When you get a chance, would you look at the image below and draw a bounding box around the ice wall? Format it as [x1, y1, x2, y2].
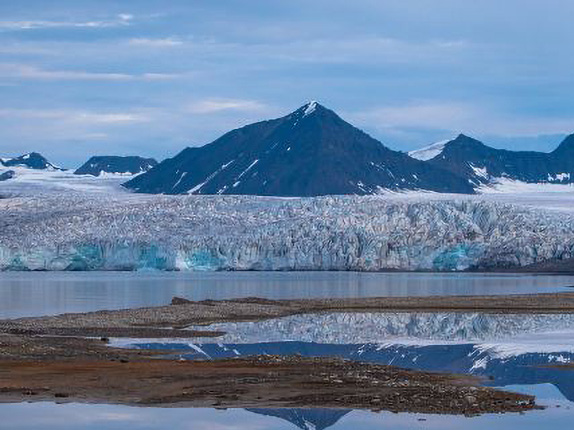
[0, 194, 573, 271]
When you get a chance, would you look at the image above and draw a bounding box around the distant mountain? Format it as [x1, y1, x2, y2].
[0, 170, 15, 182]
[74, 156, 157, 177]
[411, 134, 574, 187]
[124, 102, 475, 196]
[0, 152, 62, 170]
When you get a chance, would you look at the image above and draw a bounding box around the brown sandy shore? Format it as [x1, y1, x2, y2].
[3, 293, 572, 414]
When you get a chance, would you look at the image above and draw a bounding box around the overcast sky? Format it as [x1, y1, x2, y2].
[1, 0, 573, 167]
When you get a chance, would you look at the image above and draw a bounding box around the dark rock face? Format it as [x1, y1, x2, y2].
[552, 134, 574, 172]
[74, 156, 158, 177]
[426, 134, 574, 186]
[0, 170, 15, 181]
[0, 152, 61, 170]
[124, 102, 474, 196]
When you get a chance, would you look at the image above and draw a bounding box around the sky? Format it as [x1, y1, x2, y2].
[1, 0, 574, 168]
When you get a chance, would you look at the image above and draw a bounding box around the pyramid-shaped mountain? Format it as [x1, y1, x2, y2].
[124, 102, 474, 196]
[422, 134, 574, 186]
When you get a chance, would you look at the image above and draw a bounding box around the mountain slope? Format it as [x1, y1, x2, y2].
[417, 134, 574, 186]
[74, 156, 157, 177]
[124, 102, 475, 196]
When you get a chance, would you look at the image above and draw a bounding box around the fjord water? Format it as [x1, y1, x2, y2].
[1, 396, 573, 430]
[1, 272, 574, 430]
[0, 271, 573, 318]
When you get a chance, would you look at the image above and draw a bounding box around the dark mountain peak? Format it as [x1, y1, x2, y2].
[449, 134, 486, 148]
[286, 101, 341, 125]
[0, 152, 62, 170]
[74, 155, 158, 177]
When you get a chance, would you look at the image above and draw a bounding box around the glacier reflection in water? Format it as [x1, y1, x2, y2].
[185, 311, 574, 343]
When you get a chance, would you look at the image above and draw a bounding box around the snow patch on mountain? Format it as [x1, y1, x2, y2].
[408, 139, 451, 161]
[548, 173, 571, 182]
[303, 100, 318, 117]
[469, 164, 489, 179]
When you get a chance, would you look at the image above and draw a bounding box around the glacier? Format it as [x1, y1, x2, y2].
[1, 188, 574, 271]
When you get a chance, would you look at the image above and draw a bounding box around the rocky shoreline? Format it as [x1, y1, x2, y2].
[1, 294, 568, 414]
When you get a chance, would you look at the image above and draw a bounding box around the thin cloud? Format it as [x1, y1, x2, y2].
[353, 101, 574, 138]
[0, 13, 133, 30]
[0, 108, 149, 124]
[128, 38, 183, 47]
[0, 64, 179, 81]
[356, 102, 479, 130]
[187, 98, 268, 114]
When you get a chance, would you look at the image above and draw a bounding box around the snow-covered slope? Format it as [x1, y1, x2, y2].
[1, 191, 573, 271]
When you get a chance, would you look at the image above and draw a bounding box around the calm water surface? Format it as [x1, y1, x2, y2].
[0, 271, 573, 318]
[0, 386, 572, 430]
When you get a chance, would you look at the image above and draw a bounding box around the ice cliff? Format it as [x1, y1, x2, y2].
[0, 194, 573, 271]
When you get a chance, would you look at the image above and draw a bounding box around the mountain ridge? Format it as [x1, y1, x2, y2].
[124, 102, 475, 196]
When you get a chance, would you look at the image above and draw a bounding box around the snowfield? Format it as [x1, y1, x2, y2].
[1, 170, 574, 271]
